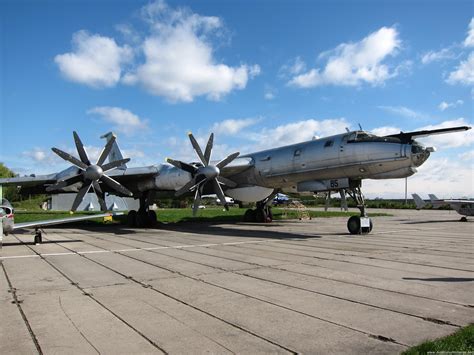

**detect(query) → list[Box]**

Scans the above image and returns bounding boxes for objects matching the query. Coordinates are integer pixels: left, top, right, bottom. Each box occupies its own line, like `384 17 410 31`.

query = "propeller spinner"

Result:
166 132 239 216
47 131 133 212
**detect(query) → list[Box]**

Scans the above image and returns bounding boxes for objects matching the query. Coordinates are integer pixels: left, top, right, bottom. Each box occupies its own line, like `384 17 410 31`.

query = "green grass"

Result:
403 324 474 354
14 207 389 224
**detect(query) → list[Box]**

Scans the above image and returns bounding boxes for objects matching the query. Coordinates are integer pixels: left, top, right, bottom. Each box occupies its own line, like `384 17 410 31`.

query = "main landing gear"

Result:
243 190 277 223
346 187 373 235
126 192 157 228
34 228 43 244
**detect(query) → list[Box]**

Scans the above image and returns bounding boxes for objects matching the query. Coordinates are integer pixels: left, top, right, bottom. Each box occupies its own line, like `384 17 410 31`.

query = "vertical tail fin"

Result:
412 194 426 210
428 194 439 202
100 132 127 170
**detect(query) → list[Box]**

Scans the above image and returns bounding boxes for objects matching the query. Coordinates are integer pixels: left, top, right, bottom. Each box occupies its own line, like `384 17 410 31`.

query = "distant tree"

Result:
0 162 19 201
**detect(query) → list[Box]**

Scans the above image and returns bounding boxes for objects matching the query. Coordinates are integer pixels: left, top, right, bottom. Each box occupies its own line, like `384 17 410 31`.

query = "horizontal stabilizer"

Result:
385 126 471 143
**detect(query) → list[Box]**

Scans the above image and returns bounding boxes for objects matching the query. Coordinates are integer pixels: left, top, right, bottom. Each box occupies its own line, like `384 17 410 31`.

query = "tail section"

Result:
412 194 426 210
428 194 439 203
100 132 127 170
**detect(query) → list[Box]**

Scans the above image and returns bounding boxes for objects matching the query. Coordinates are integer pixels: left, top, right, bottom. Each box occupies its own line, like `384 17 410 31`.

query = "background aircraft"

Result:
0 126 470 234
0 198 115 245
412 193 473 221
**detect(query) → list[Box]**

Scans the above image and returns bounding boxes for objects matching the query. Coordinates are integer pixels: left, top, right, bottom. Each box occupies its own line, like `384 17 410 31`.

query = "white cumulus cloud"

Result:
289 26 401 88
55 30 133 88
211 118 260 136
446 52 474 85
122 1 260 102
247 118 350 150
87 106 148 135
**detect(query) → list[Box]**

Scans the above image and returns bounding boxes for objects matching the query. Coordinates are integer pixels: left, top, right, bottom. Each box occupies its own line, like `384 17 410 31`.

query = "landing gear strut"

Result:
126 191 157 228
243 190 277 223
34 228 42 244
346 186 372 235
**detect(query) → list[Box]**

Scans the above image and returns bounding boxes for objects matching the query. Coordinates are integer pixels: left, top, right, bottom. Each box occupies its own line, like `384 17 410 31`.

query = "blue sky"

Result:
1 0 472 198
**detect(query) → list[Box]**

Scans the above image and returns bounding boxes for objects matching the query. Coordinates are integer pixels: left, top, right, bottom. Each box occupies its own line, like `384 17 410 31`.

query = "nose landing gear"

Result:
346 187 372 235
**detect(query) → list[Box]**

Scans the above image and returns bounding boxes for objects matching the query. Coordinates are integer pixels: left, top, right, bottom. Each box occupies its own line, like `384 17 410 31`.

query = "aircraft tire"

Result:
256 209 267 223
148 210 157 226
244 209 256 222
127 210 137 227
460 217 468 222
136 212 149 228
347 216 361 234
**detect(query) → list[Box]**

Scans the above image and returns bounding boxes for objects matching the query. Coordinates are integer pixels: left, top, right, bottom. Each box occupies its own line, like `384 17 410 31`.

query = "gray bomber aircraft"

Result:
0 125 470 234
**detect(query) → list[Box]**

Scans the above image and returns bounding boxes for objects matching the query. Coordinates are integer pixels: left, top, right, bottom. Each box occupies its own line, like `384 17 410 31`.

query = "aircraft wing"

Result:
13 212 122 230
385 126 471 143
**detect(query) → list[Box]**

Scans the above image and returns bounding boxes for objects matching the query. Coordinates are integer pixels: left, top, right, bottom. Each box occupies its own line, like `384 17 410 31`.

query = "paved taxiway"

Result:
1 209 473 354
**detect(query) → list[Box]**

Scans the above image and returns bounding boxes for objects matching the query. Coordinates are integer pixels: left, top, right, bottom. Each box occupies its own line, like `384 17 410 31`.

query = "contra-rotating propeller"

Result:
47 131 133 212
166 132 239 216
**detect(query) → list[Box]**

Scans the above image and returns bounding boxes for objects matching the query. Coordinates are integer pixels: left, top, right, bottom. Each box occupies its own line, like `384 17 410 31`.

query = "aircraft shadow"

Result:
159 222 322 240
3 239 83 246
402 220 468 224
403 277 474 282
29 221 321 240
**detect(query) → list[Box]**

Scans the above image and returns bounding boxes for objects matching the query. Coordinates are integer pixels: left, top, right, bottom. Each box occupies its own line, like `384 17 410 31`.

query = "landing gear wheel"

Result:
460 216 468 222
347 216 361 234
147 210 157 226
136 212 149 228
256 209 267 223
34 230 42 244
244 209 256 222
127 210 137 227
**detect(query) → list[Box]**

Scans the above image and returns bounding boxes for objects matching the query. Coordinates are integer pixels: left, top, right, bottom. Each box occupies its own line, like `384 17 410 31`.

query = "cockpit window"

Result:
0 207 10 217
324 140 334 147
347 131 401 143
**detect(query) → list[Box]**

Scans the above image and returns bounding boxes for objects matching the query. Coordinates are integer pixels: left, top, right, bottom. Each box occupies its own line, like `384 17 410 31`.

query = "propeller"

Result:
166 132 239 216
47 131 133 212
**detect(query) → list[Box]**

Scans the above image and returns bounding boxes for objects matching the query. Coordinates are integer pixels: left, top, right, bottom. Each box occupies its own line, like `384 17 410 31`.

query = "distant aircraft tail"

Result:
100 132 127 170
428 194 447 208
412 194 426 210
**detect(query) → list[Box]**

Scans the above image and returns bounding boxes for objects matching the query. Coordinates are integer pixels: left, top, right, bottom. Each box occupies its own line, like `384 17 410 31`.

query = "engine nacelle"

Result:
225 186 274 202
155 165 193 191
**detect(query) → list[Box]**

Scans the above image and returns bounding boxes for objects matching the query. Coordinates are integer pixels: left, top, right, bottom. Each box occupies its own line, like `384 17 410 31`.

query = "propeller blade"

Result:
101 174 133 196
73 131 91 165
216 152 240 169
46 174 84 192
166 158 197 174
52 147 88 170
212 179 229 211
92 181 107 211
216 176 237 188
188 132 207 166
192 187 202 217
92 180 103 195
175 178 197 197
96 135 116 166
203 133 214 165
71 183 92 211
101 158 131 172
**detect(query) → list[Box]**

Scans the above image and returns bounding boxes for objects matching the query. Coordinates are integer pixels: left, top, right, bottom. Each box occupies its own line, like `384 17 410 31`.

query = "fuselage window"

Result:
324 140 333 147
294 149 301 157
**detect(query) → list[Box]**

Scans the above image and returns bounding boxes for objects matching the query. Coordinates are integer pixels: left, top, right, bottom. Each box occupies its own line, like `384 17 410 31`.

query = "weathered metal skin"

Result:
229 131 430 191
